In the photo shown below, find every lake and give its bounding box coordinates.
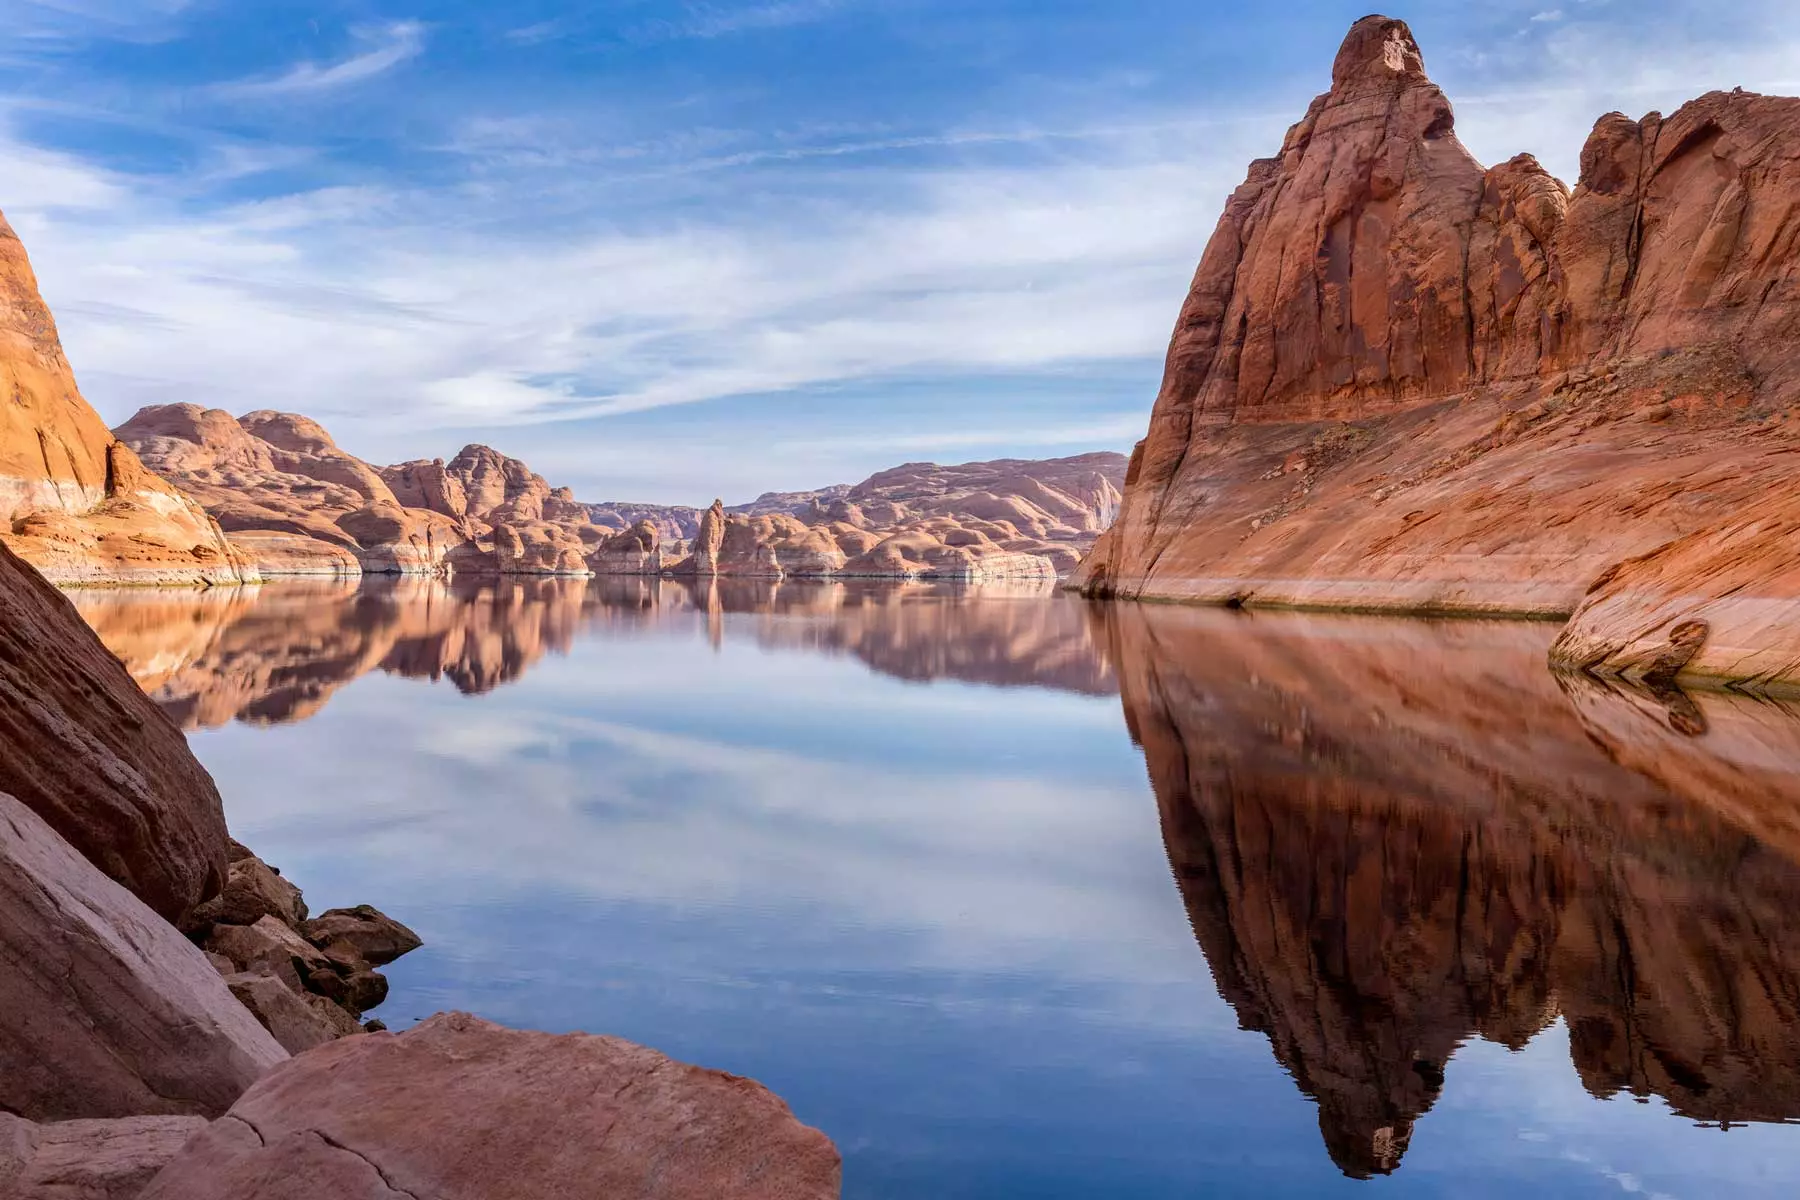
[69,576,1800,1198]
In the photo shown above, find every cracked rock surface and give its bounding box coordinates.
[140,1012,841,1199]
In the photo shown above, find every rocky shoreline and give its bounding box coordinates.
[0,534,842,1195]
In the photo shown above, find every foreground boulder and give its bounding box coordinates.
[0,791,286,1120]
[0,539,232,921]
[0,1114,208,1200]
[1077,15,1800,679]
[141,1012,841,1199]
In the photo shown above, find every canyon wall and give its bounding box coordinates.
[0,212,255,584]
[1079,15,1800,683]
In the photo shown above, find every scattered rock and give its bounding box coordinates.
[184,853,307,932]
[301,906,422,966]
[205,916,333,992]
[224,974,356,1056]
[139,1013,842,1200]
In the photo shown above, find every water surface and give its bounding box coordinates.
[71,577,1800,1198]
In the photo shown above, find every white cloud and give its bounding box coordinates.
[211,21,425,99]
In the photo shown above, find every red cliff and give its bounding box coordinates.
[1079,15,1800,683]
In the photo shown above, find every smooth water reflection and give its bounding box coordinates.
[70,579,1800,1197]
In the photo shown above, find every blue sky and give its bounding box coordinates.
[0,0,1792,503]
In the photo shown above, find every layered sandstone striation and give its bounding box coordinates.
[592,454,1127,582]
[0,539,232,921]
[1102,602,1800,1177]
[0,211,254,584]
[117,408,609,579]
[1079,15,1800,682]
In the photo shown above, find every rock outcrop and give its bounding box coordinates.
[1102,601,1800,1177]
[140,1012,841,1200]
[1078,16,1800,667]
[0,790,287,1121]
[0,539,231,922]
[117,409,607,579]
[0,1114,209,1199]
[0,211,254,584]
[632,455,1126,582]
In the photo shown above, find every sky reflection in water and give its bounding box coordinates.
[70,578,1800,1198]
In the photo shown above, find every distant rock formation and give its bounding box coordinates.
[0,211,255,584]
[118,407,606,579]
[621,454,1127,582]
[1101,601,1800,1177]
[1078,15,1800,685]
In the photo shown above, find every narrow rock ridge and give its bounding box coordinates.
[1078,14,1800,685]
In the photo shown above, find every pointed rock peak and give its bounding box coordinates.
[1332,15,1427,87]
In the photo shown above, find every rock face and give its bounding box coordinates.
[1079,15,1800,658]
[116,409,606,579]
[1550,490,1800,687]
[632,455,1126,582]
[0,1114,209,1200]
[0,212,254,584]
[0,539,231,922]
[140,1012,842,1200]
[1102,601,1800,1177]
[0,790,287,1121]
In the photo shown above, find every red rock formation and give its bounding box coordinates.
[0,539,232,920]
[0,791,287,1120]
[0,1114,210,1199]
[1102,601,1800,1177]
[0,213,254,584]
[140,1012,841,1200]
[119,410,606,578]
[1079,15,1800,650]
[118,404,461,576]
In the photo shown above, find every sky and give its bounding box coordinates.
[0,1,1794,504]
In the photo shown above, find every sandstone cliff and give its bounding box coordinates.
[1104,602,1800,1177]
[1079,16,1800,679]
[119,408,606,579]
[598,453,1128,582]
[0,212,255,584]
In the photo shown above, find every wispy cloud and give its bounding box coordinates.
[211,21,425,99]
[632,0,846,44]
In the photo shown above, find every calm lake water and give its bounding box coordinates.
[70,577,1800,1198]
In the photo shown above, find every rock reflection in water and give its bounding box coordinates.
[68,575,1113,730]
[1098,602,1800,1178]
